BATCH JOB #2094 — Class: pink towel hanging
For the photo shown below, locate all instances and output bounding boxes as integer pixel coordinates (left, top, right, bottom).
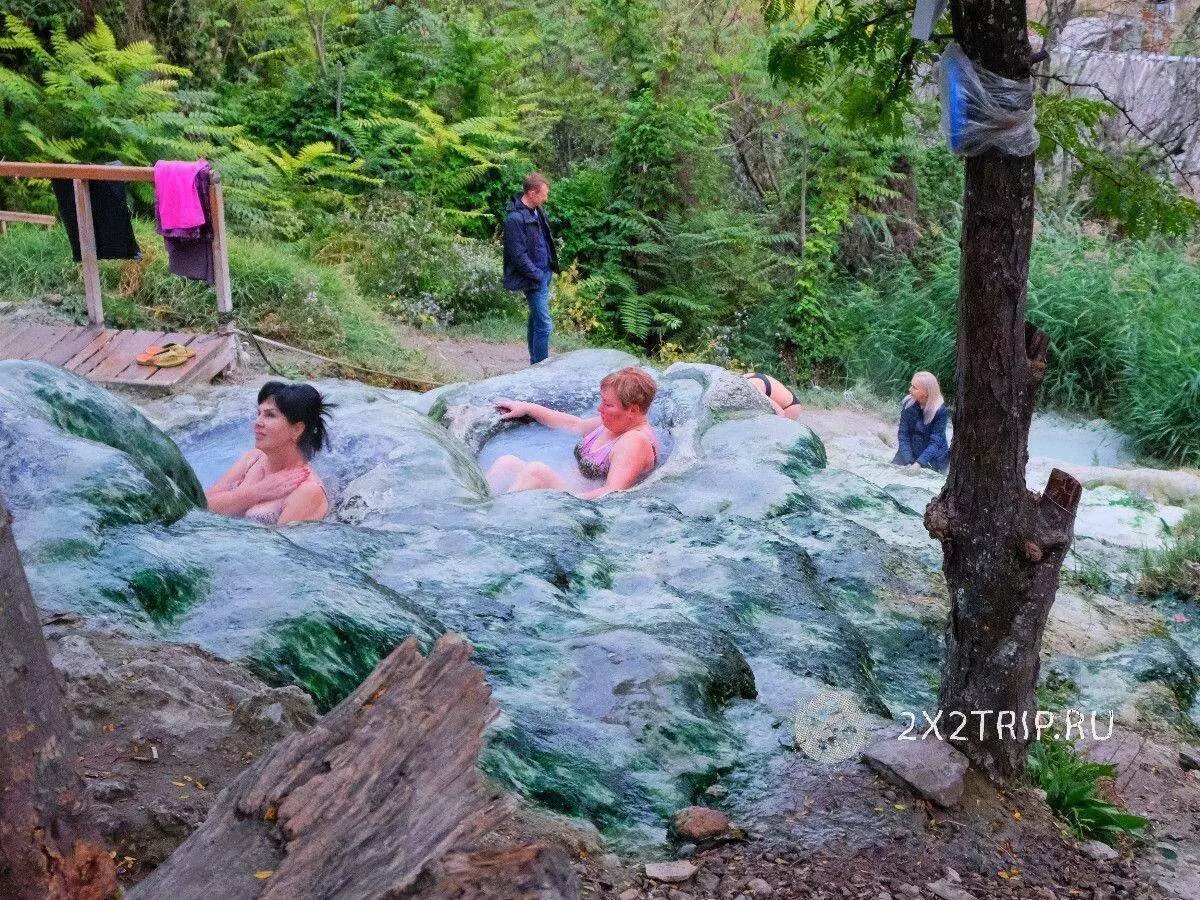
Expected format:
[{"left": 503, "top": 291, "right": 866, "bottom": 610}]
[{"left": 154, "top": 159, "right": 209, "bottom": 231}]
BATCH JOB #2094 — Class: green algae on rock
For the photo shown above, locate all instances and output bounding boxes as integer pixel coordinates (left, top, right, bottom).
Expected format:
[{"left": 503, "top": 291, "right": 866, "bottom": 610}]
[
  {"left": 0, "top": 362, "right": 203, "bottom": 547},
  {"left": 3, "top": 352, "right": 1199, "bottom": 849}
]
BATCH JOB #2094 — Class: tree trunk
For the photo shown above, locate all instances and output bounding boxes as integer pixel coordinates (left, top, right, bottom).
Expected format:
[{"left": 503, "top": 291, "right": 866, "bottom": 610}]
[
  {"left": 78, "top": 1, "right": 97, "bottom": 34},
  {"left": 130, "top": 633, "right": 576, "bottom": 899},
  {"left": 0, "top": 494, "right": 117, "bottom": 899},
  {"left": 925, "top": 0, "right": 1083, "bottom": 780}
]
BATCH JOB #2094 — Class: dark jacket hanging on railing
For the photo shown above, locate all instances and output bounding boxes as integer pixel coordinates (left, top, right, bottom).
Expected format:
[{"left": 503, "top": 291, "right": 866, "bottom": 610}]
[{"left": 50, "top": 175, "right": 139, "bottom": 262}]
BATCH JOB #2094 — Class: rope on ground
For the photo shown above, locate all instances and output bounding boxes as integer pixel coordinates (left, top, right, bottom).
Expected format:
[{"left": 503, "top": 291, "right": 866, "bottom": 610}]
[{"left": 229, "top": 327, "right": 443, "bottom": 392}]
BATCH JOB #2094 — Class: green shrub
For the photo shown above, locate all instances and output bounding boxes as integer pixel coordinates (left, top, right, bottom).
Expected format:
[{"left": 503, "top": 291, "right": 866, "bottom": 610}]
[
  {"left": 839, "top": 246, "right": 956, "bottom": 396},
  {"left": 1027, "top": 233, "right": 1130, "bottom": 414},
  {"left": 1116, "top": 266, "right": 1200, "bottom": 467},
  {"left": 1028, "top": 736, "right": 1149, "bottom": 846},
  {"left": 320, "top": 194, "right": 514, "bottom": 326},
  {"left": 0, "top": 224, "right": 77, "bottom": 299},
  {"left": 1139, "top": 506, "right": 1200, "bottom": 598}
]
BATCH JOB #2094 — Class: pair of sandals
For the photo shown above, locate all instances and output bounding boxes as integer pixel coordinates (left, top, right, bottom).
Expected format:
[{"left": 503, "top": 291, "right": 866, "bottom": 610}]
[{"left": 136, "top": 342, "right": 196, "bottom": 368}]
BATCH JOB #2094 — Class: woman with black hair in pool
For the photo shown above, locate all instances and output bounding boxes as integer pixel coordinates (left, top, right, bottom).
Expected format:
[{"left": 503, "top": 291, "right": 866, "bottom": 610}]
[{"left": 206, "top": 381, "right": 332, "bottom": 525}]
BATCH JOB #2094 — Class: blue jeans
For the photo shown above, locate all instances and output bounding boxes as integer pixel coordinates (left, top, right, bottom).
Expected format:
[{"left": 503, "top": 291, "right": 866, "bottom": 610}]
[{"left": 525, "top": 271, "right": 553, "bottom": 365}]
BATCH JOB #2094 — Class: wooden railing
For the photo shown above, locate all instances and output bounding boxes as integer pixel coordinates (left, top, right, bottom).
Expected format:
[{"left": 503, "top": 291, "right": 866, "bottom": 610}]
[
  {"left": 0, "top": 210, "right": 55, "bottom": 232},
  {"left": 0, "top": 161, "right": 233, "bottom": 333}
]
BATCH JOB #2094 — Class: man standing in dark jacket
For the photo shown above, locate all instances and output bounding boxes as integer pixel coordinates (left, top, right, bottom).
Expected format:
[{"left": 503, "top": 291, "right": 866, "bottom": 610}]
[{"left": 503, "top": 172, "right": 559, "bottom": 365}]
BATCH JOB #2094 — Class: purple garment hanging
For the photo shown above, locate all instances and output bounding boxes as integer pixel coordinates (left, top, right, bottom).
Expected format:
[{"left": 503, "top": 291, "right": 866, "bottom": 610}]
[{"left": 156, "top": 163, "right": 215, "bottom": 286}]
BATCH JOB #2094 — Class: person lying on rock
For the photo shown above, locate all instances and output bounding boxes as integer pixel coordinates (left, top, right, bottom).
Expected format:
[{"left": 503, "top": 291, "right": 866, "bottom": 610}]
[
  {"left": 891, "top": 370, "right": 949, "bottom": 474},
  {"left": 206, "top": 381, "right": 331, "bottom": 524},
  {"left": 486, "top": 366, "right": 660, "bottom": 499},
  {"left": 743, "top": 371, "right": 802, "bottom": 420}
]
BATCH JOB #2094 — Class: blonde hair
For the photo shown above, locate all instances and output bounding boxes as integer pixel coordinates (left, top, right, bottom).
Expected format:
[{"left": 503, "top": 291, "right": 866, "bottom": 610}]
[
  {"left": 600, "top": 367, "right": 657, "bottom": 412},
  {"left": 913, "top": 371, "right": 944, "bottom": 424}
]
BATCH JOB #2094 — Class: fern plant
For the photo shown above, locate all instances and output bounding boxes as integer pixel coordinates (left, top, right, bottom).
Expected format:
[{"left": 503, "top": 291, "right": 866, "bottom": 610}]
[
  {"left": 340, "top": 96, "right": 523, "bottom": 221},
  {"left": 0, "top": 15, "right": 317, "bottom": 237},
  {"left": 0, "top": 15, "right": 194, "bottom": 164}
]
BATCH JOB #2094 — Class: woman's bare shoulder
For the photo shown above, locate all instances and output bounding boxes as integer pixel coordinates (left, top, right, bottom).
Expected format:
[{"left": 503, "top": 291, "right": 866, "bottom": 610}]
[
  {"left": 617, "top": 428, "right": 656, "bottom": 453},
  {"left": 279, "top": 477, "right": 329, "bottom": 524}
]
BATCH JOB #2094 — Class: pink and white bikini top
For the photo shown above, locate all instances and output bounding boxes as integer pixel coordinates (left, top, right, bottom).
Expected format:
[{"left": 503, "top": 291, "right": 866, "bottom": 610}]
[{"left": 574, "top": 425, "right": 659, "bottom": 480}]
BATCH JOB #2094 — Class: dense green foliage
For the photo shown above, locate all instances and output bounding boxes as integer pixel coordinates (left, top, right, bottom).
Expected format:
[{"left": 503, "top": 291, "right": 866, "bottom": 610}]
[
  {"left": 829, "top": 223, "right": 1200, "bottom": 465},
  {"left": 1028, "top": 736, "right": 1149, "bottom": 846},
  {"left": 0, "top": 1, "right": 1197, "bottom": 460}
]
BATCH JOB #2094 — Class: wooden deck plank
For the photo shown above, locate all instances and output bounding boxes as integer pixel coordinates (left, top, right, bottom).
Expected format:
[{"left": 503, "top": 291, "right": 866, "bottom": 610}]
[
  {"left": 87, "top": 330, "right": 163, "bottom": 382},
  {"left": 109, "top": 330, "right": 201, "bottom": 383},
  {"left": 106, "top": 336, "right": 234, "bottom": 390},
  {"left": 1, "top": 324, "right": 54, "bottom": 360},
  {"left": 145, "top": 334, "right": 227, "bottom": 386},
  {"left": 73, "top": 329, "right": 135, "bottom": 377},
  {"left": 24, "top": 325, "right": 75, "bottom": 360},
  {"left": 63, "top": 329, "right": 119, "bottom": 373},
  {"left": 1, "top": 323, "right": 236, "bottom": 390},
  {"left": 106, "top": 330, "right": 173, "bottom": 383},
  {"left": 174, "top": 335, "right": 238, "bottom": 387},
  {"left": 0, "top": 324, "right": 44, "bottom": 356},
  {"left": 1, "top": 324, "right": 63, "bottom": 357},
  {"left": 41, "top": 327, "right": 105, "bottom": 367},
  {"left": 13, "top": 325, "right": 74, "bottom": 361}
]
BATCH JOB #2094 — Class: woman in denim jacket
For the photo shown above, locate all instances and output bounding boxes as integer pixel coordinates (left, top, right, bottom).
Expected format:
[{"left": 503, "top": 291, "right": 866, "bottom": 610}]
[{"left": 892, "top": 371, "right": 950, "bottom": 473}]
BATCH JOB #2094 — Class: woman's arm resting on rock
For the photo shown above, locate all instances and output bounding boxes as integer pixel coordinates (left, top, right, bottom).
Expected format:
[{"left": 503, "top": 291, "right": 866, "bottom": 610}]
[
  {"left": 496, "top": 399, "right": 595, "bottom": 434},
  {"left": 578, "top": 433, "right": 653, "bottom": 500}
]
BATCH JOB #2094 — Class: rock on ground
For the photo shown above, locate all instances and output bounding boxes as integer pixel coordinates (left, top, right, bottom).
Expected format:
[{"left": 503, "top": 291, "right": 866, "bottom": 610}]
[
  {"left": 1180, "top": 745, "right": 1200, "bottom": 772},
  {"left": 671, "top": 806, "right": 731, "bottom": 843},
  {"left": 861, "top": 735, "right": 969, "bottom": 807},
  {"left": 1083, "top": 840, "right": 1120, "bottom": 862},
  {"left": 645, "top": 860, "right": 698, "bottom": 883}
]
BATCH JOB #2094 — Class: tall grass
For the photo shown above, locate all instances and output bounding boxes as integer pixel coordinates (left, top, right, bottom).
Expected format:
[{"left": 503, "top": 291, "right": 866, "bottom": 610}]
[
  {"left": 0, "top": 222, "right": 426, "bottom": 377},
  {"left": 1139, "top": 506, "right": 1200, "bottom": 598},
  {"left": 838, "top": 224, "right": 1200, "bottom": 466}
]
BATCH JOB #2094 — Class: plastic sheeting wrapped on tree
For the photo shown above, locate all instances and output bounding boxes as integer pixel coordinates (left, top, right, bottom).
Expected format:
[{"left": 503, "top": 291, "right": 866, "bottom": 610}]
[{"left": 939, "top": 43, "right": 1040, "bottom": 157}]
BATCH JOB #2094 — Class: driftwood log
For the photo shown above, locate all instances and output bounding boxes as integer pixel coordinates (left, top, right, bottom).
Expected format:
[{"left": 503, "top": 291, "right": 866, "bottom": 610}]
[
  {"left": 131, "top": 633, "right": 576, "bottom": 899},
  {"left": 0, "top": 493, "right": 118, "bottom": 899}
]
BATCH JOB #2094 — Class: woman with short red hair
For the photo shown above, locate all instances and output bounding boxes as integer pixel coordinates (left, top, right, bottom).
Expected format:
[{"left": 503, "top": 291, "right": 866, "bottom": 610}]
[{"left": 486, "top": 367, "right": 660, "bottom": 499}]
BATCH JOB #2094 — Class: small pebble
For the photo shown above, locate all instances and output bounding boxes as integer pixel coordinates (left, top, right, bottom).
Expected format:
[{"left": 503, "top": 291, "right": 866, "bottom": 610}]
[{"left": 645, "top": 860, "right": 697, "bottom": 884}]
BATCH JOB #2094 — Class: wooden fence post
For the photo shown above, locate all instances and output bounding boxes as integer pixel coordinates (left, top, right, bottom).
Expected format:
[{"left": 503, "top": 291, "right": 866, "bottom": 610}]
[
  {"left": 71, "top": 179, "right": 104, "bottom": 327},
  {"left": 207, "top": 173, "right": 233, "bottom": 337}
]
